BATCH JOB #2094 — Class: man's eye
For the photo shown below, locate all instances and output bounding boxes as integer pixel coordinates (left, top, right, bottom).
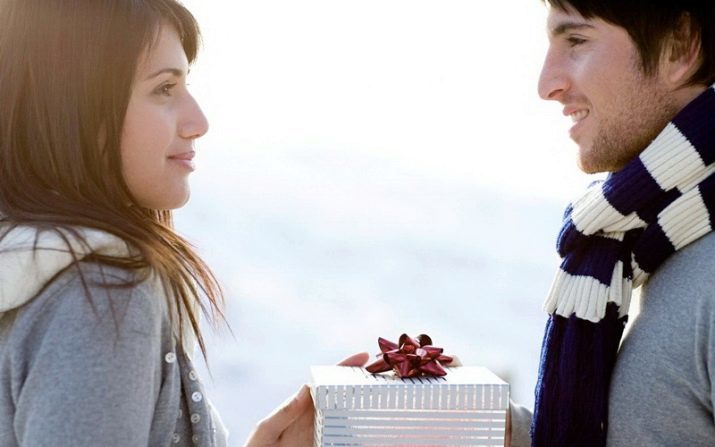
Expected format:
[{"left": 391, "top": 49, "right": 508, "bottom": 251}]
[{"left": 567, "top": 36, "right": 587, "bottom": 47}]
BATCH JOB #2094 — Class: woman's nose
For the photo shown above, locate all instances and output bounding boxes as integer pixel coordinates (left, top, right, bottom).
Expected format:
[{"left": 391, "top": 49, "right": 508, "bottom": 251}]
[{"left": 180, "top": 94, "right": 209, "bottom": 140}]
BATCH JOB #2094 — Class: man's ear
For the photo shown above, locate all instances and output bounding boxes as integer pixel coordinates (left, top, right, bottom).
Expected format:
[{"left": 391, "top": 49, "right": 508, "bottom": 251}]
[{"left": 662, "top": 12, "right": 702, "bottom": 86}]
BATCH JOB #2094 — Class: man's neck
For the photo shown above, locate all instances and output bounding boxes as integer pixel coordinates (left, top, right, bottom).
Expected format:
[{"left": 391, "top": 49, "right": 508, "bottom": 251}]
[{"left": 672, "top": 83, "right": 709, "bottom": 114}]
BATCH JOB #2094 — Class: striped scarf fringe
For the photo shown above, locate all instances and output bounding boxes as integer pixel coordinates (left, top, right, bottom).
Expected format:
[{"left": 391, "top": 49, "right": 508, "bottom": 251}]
[{"left": 531, "top": 84, "right": 715, "bottom": 446}]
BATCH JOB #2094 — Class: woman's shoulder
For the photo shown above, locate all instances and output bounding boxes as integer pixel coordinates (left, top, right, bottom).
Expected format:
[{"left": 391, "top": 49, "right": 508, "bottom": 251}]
[
  {"left": 0, "top": 263, "right": 185, "bottom": 447},
  {"left": 4, "top": 262, "right": 171, "bottom": 353},
  {"left": 45, "top": 261, "right": 165, "bottom": 308}
]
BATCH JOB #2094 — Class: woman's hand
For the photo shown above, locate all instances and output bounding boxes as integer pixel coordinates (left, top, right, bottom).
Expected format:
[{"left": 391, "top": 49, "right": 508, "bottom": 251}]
[
  {"left": 243, "top": 384, "right": 314, "bottom": 447},
  {"left": 244, "top": 353, "right": 370, "bottom": 447}
]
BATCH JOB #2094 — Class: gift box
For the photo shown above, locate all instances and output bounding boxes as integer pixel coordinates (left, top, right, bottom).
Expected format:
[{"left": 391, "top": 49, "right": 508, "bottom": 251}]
[{"left": 311, "top": 366, "right": 509, "bottom": 446}]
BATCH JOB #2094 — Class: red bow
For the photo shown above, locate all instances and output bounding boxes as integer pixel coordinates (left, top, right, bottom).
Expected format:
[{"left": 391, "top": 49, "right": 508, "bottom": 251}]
[{"left": 365, "top": 333, "right": 453, "bottom": 378}]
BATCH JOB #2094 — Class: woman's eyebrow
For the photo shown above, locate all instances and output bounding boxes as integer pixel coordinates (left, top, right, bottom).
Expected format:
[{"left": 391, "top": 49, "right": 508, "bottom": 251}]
[{"left": 144, "top": 67, "right": 185, "bottom": 81}]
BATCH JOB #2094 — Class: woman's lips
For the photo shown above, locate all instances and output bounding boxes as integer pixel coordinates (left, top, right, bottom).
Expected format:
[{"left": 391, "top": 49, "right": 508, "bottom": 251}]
[{"left": 168, "top": 151, "right": 196, "bottom": 171}]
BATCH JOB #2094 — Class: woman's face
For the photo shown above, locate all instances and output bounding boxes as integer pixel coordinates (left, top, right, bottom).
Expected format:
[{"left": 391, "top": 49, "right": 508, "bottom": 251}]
[{"left": 120, "top": 25, "right": 208, "bottom": 210}]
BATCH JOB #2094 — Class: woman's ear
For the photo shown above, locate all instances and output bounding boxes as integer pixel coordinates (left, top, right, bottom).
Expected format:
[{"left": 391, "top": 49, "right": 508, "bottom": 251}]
[{"left": 662, "top": 12, "right": 703, "bottom": 86}]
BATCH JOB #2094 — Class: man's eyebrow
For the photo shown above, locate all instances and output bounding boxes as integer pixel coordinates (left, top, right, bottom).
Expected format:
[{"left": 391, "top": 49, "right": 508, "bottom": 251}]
[
  {"left": 144, "top": 67, "right": 186, "bottom": 81},
  {"left": 549, "top": 21, "right": 595, "bottom": 37}
]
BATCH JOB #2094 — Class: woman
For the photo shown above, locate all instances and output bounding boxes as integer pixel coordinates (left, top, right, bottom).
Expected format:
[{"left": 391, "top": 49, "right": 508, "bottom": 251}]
[{"left": 0, "top": 0, "right": 364, "bottom": 445}]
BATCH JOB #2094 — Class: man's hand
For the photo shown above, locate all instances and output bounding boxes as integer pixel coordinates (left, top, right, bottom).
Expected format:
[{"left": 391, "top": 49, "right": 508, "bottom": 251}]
[
  {"left": 244, "top": 353, "right": 370, "bottom": 447},
  {"left": 505, "top": 406, "right": 511, "bottom": 447}
]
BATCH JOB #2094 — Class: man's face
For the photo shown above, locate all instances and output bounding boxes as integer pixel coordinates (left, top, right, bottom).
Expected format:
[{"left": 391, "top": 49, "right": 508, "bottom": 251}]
[{"left": 538, "top": 7, "right": 678, "bottom": 173}]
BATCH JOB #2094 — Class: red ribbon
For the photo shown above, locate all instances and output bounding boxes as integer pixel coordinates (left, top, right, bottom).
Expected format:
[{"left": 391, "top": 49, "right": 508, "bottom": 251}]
[{"left": 365, "top": 333, "right": 453, "bottom": 378}]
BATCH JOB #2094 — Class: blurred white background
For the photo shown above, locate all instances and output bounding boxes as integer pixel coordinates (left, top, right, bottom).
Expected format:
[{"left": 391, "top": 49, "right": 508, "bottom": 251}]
[{"left": 174, "top": 0, "right": 597, "bottom": 443}]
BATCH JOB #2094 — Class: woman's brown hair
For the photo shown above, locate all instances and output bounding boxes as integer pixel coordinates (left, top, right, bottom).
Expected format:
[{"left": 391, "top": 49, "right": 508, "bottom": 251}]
[{"left": 0, "top": 0, "right": 224, "bottom": 356}]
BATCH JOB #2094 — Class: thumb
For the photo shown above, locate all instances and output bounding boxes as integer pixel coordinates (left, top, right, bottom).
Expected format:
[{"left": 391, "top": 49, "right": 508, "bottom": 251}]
[
  {"left": 337, "top": 352, "right": 370, "bottom": 367},
  {"left": 248, "top": 385, "right": 312, "bottom": 445}
]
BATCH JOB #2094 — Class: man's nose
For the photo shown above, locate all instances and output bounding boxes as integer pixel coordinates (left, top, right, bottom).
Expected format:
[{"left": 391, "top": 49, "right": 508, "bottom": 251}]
[{"left": 537, "top": 49, "right": 568, "bottom": 101}]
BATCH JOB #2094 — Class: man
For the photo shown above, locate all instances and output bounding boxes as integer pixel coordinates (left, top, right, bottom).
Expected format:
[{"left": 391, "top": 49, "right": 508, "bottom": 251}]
[
  {"left": 240, "top": 2, "right": 715, "bottom": 446},
  {"left": 510, "top": 1, "right": 715, "bottom": 446}
]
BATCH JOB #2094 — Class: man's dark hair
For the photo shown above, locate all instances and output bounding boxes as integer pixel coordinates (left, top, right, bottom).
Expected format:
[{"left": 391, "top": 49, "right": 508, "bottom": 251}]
[{"left": 544, "top": 1, "right": 715, "bottom": 86}]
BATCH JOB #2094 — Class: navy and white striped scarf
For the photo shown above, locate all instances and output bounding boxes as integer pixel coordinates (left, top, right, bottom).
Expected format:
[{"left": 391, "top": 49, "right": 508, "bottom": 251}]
[{"left": 531, "top": 83, "right": 715, "bottom": 447}]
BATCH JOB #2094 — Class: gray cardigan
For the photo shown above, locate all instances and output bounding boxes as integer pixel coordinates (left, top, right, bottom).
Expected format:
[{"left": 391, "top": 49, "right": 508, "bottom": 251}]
[
  {"left": 0, "top": 264, "right": 228, "bottom": 446},
  {"left": 511, "top": 231, "right": 715, "bottom": 446}
]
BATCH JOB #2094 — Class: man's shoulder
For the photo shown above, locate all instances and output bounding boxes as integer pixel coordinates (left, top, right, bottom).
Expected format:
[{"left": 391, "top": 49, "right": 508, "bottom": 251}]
[
  {"left": 647, "top": 231, "right": 715, "bottom": 304},
  {"left": 673, "top": 230, "right": 715, "bottom": 263},
  {"left": 662, "top": 230, "right": 715, "bottom": 272},
  {"left": 611, "top": 231, "right": 715, "bottom": 445}
]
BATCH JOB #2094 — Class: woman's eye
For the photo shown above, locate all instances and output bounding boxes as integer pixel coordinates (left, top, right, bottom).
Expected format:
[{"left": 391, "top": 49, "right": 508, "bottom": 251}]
[{"left": 155, "top": 82, "right": 177, "bottom": 97}]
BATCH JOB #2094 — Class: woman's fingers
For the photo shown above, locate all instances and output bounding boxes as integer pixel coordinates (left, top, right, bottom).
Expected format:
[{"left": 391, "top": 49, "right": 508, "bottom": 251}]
[{"left": 244, "top": 385, "right": 312, "bottom": 447}]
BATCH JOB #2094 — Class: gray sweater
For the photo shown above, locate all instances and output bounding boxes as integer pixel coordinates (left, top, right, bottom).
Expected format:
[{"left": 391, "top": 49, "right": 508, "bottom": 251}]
[
  {"left": 0, "top": 264, "right": 228, "bottom": 446},
  {"left": 511, "top": 231, "right": 715, "bottom": 446}
]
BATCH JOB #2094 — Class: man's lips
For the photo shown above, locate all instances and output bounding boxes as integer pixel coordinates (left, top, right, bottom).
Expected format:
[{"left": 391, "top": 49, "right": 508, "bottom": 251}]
[
  {"left": 563, "top": 107, "right": 589, "bottom": 123},
  {"left": 562, "top": 107, "right": 590, "bottom": 141}
]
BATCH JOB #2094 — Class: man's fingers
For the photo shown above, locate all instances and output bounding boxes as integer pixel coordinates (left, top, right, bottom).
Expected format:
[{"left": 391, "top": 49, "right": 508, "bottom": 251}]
[
  {"left": 448, "top": 355, "right": 463, "bottom": 367},
  {"left": 337, "top": 352, "right": 370, "bottom": 367}
]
